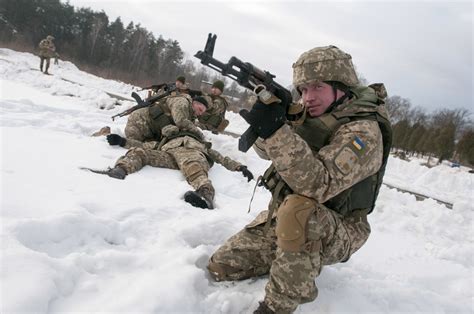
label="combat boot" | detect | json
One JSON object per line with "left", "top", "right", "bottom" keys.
{"left": 184, "top": 184, "right": 214, "bottom": 209}
{"left": 106, "top": 166, "right": 127, "bottom": 180}
{"left": 253, "top": 301, "right": 275, "bottom": 314}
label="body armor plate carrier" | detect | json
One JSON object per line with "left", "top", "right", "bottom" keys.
{"left": 260, "top": 85, "right": 392, "bottom": 217}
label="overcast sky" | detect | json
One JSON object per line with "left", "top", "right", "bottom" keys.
{"left": 68, "top": 0, "right": 472, "bottom": 112}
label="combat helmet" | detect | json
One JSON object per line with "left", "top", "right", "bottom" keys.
{"left": 46, "top": 35, "right": 55, "bottom": 41}
{"left": 292, "top": 45, "right": 359, "bottom": 90}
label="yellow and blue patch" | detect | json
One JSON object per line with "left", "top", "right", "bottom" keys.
{"left": 352, "top": 136, "right": 365, "bottom": 151}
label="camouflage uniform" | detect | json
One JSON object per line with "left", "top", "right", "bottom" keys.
{"left": 124, "top": 91, "right": 191, "bottom": 142}
{"left": 38, "top": 35, "right": 55, "bottom": 74}
{"left": 208, "top": 46, "right": 391, "bottom": 313}
{"left": 116, "top": 94, "right": 243, "bottom": 205}
{"left": 197, "top": 94, "right": 229, "bottom": 133}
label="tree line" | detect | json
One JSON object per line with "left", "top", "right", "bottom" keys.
{"left": 386, "top": 95, "right": 472, "bottom": 166}
{"left": 1, "top": 0, "right": 472, "bottom": 166}
{"left": 0, "top": 0, "right": 246, "bottom": 99}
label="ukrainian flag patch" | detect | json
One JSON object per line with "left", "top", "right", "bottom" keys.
{"left": 352, "top": 136, "right": 365, "bottom": 151}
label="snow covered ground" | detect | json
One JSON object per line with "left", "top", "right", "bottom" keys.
{"left": 1, "top": 48, "right": 473, "bottom": 313}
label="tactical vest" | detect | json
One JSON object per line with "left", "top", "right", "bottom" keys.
{"left": 198, "top": 95, "right": 228, "bottom": 129}
{"left": 261, "top": 86, "right": 392, "bottom": 216}
{"left": 148, "top": 96, "right": 202, "bottom": 143}
{"left": 198, "top": 112, "right": 223, "bottom": 129}
{"left": 148, "top": 100, "right": 174, "bottom": 140}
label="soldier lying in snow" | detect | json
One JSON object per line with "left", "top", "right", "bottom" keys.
{"left": 89, "top": 94, "right": 253, "bottom": 209}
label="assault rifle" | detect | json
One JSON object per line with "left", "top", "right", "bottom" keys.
{"left": 111, "top": 87, "right": 176, "bottom": 121}
{"left": 194, "top": 33, "right": 293, "bottom": 152}
{"left": 140, "top": 82, "right": 203, "bottom": 97}
{"left": 139, "top": 82, "right": 174, "bottom": 92}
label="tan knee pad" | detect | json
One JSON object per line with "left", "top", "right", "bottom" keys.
{"left": 183, "top": 161, "right": 206, "bottom": 182}
{"left": 275, "top": 194, "right": 315, "bottom": 252}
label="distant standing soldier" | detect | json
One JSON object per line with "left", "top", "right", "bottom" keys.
{"left": 38, "top": 35, "right": 56, "bottom": 74}
{"left": 197, "top": 80, "right": 230, "bottom": 133}
{"left": 207, "top": 46, "right": 392, "bottom": 313}
{"left": 99, "top": 95, "right": 254, "bottom": 209}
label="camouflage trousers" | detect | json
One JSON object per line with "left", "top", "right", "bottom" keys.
{"left": 208, "top": 199, "right": 370, "bottom": 313}
{"left": 39, "top": 56, "right": 50, "bottom": 72}
{"left": 115, "top": 146, "right": 212, "bottom": 192}
{"left": 124, "top": 108, "right": 155, "bottom": 141}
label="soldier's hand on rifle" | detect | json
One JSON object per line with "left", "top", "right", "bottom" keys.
{"left": 239, "top": 99, "right": 286, "bottom": 139}
{"left": 238, "top": 165, "right": 254, "bottom": 182}
{"left": 107, "top": 134, "right": 127, "bottom": 147}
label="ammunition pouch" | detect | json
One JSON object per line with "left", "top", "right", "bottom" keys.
{"left": 199, "top": 113, "right": 223, "bottom": 129}
{"left": 157, "top": 130, "right": 205, "bottom": 151}
{"left": 149, "top": 103, "right": 173, "bottom": 139}
{"left": 276, "top": 194, "right": 315, "bottom": 252}
{"left": 259, "top": 164, "right": 293, "bottom": 205}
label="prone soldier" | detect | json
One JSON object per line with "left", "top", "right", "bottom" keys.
{"left": 100, "top": 95, "right": 253, "bottom": 209}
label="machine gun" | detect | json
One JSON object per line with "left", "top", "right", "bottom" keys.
{"left": 194, "top": 33, "right": 293, "bottom": 152}
{"left": 111, "top": 87, "right": 204, "bottom": 121}
{"left": 111, "top": 87, "right": 177, "bottom": 121}
{"left": 139, "top": 82, "right": 175, "bottom": 92}
{"left": 140, "top": 82, "right": 203, "bottom": 97}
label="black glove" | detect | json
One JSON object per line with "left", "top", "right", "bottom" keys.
{"left": 107, "top": 134, "right": 126, "bottom": 147}
{"left": 239, "top": 165, "right": 254, "bottom": 182}
{"left": 239, "top": 100, "right": 286, "bottom": 139}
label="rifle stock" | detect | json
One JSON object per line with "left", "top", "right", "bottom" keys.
{"left": 194, "top": 33, "right": 293, "bottom": 152}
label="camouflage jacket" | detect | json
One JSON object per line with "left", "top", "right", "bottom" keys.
{"left": 209, "top": 95, "right": 228, "bottom": 116}
{"left": 38, "top": 39, "right": 55, "bottom": 58}
{"left": 197, "top": 94, "right": 228, "bottom": 130}
{"left": 254, "top": 89, "right": 385, "bottom": 205}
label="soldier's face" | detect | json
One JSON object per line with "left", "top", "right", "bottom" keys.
{"left": 300, "top": 82, "right": 342, "bottom": 117}
{"left": 176, "top": 81, "right": 184, "bottom": 89}
{"left": 210, "top": 87, "right": 222, "bottom": 96}
{"left": 192, "top": 101, "right": 207, "bottom": 116}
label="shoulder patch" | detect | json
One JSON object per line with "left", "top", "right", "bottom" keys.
{"left": 352, "top": 136, "right": 365, "bottom": 151}
{"left": 334, "top": 146, "right": 359, "bottom": 175}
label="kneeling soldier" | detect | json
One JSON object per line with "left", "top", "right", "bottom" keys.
{"left": 196, "top": 80, "right": 230, "bottom": 134}
{"left": 207, "top": 46, "right": 392, "bottom": 313}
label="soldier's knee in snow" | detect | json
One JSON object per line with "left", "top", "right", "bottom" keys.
{"left": 275, "top": 194, "right": 316, "bottom": 253}
{"left": 207, "top": 256, "right": 254, "bottom": 282}
{"left": 207, "top": 257, "right": 239, "bottom": 281}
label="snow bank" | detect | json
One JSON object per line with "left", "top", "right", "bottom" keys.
{"left": 1, "top": 49, "right": 472, "bottom": 313}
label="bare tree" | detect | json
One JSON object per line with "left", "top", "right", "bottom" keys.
{"left": 385, "top": 95, "right": 412, "bottom": 124}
